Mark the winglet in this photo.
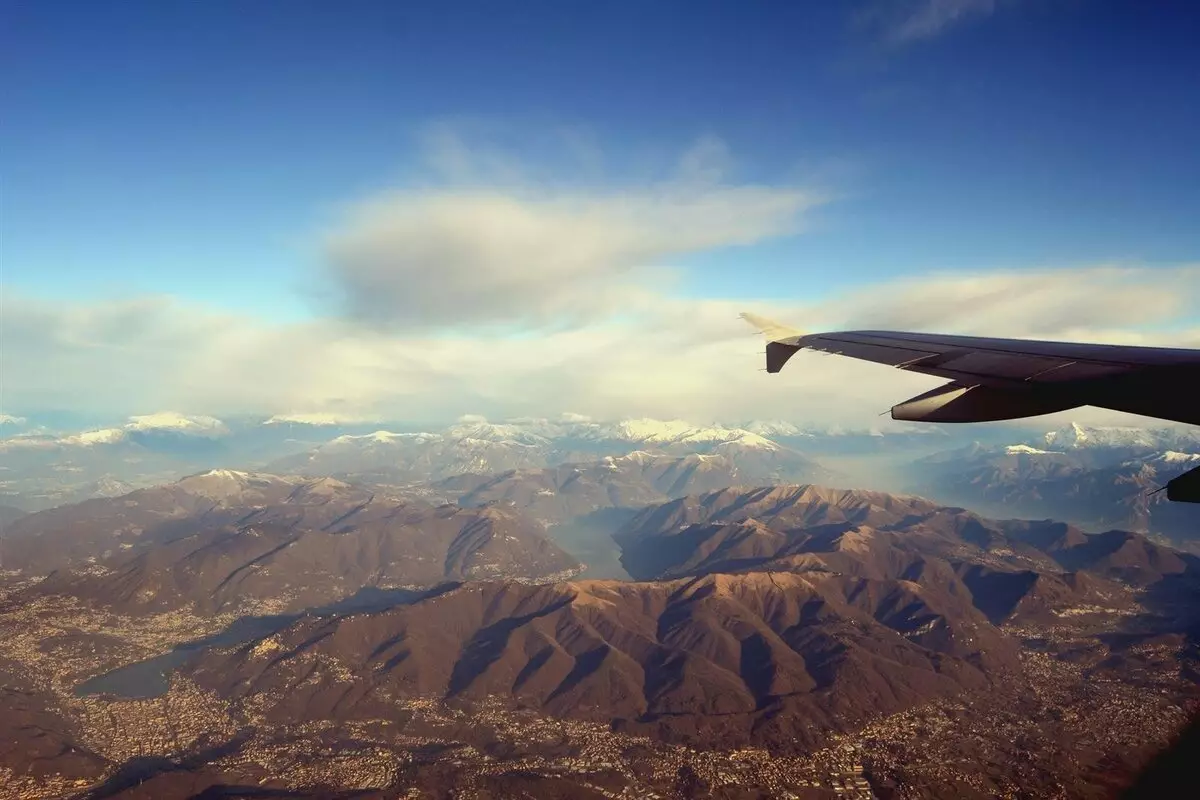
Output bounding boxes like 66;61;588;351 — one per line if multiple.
740;311;804;373
739;312;802;342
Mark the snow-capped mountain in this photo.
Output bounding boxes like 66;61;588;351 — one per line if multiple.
263;412;385;427
738;419;991;459
1042;422;1200;452
263;416;820;484
443;420;557;447
1004;444;1059;456
0;413;246;511
1137;451;1200;467
0;412;230;451
429;416;784;450
908;421;1200;551
3;414;818;510
741;420;812;437
125;412;228;436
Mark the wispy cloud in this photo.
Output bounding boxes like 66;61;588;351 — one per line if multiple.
318;132;824;331
833;266;1200;336
859;0;999;46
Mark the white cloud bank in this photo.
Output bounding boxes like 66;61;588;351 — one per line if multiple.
4;266;1198;427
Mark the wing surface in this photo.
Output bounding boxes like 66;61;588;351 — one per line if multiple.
740;313;1200;426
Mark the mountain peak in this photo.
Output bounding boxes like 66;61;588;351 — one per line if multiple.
1005;444;1056;455
264;412;378;426
741;420;810;437
174;469;293;499
61;428;127;446
126;412;228;436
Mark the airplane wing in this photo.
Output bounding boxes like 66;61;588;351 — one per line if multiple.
740;312;1200;427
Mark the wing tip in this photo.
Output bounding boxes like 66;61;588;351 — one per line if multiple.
740;311;802;342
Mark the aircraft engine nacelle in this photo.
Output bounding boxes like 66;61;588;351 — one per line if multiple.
1166;464;1200;503
891;381;1082;423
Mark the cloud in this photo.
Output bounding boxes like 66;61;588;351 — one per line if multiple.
318;135;822;331
829;266;1200;337
5;265;1198;428
859;0;998;46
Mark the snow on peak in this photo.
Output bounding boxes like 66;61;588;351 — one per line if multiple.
176;468;250;492
741;420;812;437
60;428;127;446
602;418;699;442
1042;423;1198;451
265;412;376;426
0;412;228;450
0;427;128;448
596;418;775;447
444;420;551;446
1004;444;1056;455
125;412;229;436
176;469;289;497
1151;451;1200;464
330;430;427;445
201;468;250;480
711;432;781;451
613;450;661;465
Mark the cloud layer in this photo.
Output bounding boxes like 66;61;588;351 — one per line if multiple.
5;266;1198;427
8;134;1197;430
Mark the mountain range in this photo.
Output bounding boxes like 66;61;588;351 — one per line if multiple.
614;484;1194;590
262;417;831;485
4;461;1198;798
184;570;1021;753
158;483;1198;765
909;423;1200;551
3;470;579;615
0;414;844;512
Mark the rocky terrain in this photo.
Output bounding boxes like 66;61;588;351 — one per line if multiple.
182;570;1020;751
613;484;1195;587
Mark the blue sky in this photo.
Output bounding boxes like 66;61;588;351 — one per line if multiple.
4;0;1200;425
